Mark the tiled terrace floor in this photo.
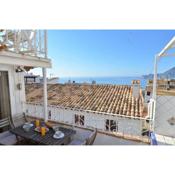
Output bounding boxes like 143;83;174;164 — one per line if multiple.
74;128;147;145
155;134;175;145
94;133;147;145
26;117;148;145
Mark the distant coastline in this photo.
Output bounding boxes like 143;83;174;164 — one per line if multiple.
143;67;175;80
58;76;147;88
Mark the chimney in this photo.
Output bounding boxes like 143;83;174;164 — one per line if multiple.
132;80;140;98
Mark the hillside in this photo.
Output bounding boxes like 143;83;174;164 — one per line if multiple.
143;67;175;79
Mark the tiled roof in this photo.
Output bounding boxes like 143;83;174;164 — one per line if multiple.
26;84;146;118
146;79;175;96
146;86;175;96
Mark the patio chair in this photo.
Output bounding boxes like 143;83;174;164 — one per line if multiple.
0;118;10;130
69;128;97;145
69;128;89;145
0;130;18;145
11;113;28;128
0;117;18;145
0;114;27;145
86;129;97;145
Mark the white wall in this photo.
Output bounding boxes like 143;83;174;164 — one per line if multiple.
25;103;143;136
117;118;142;136
155;95;175;137
0;64;26;117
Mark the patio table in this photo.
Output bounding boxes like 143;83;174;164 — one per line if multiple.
10;124;76;145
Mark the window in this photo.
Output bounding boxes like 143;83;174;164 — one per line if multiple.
48;110;51;119
74;114;84;126
147;91;151;96
105;119;117;132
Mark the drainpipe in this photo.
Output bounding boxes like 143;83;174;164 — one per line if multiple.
43;30;48;122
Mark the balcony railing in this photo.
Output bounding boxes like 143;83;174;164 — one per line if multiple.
24;102;152;141
0;30;47;58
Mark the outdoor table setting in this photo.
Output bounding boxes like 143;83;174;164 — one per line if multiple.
10;120;76;145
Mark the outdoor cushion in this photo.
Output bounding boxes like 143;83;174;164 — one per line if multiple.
0;131;17;145
0;131;12;139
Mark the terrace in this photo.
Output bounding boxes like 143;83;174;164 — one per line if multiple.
0;30;151;145
0;113;149;145
21;83;150;145
23;116;150;145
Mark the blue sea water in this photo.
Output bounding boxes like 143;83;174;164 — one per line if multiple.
58;76;147;88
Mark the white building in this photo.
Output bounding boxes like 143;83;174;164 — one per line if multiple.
24;73;59;84
24;74;41;84
0;30;51;123
25;81;149;137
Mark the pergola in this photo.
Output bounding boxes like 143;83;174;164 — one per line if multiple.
153;36;175;99
151;36;175;130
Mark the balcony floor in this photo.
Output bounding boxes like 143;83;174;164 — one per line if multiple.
94;133;147;145
72;127;147;145
25;117;148;145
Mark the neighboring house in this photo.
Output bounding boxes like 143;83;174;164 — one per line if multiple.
25;74;59;84
24;74;41;84
25;80;148;136
145;79;175;137
47;77;59;84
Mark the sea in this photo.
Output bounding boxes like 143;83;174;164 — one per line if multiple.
58;76;148;88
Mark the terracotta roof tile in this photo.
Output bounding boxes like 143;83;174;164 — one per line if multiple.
26;84;145;118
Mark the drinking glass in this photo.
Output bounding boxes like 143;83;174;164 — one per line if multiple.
35;120;40;127
41;127;46;136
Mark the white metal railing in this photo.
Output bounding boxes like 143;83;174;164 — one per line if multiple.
147;98;156;131
25;102;147;120
0;30;47;58
24;102;151;137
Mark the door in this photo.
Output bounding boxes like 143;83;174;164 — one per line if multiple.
0;71;11;131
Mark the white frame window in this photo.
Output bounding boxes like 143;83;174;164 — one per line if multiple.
74;114;85;126
105;119;117;132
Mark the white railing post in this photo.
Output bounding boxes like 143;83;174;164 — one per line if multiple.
148;98;156;131
152;55;159;100
151;54;160;133
43;30;48;122
25;103;149;137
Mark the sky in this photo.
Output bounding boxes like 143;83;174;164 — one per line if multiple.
31;30;175;77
